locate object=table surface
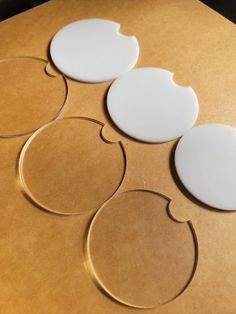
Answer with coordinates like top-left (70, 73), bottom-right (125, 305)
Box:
top-left (0, 0), bottom-right (236, 313)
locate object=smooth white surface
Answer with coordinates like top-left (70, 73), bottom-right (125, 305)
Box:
top-left (50, 19), bottom-right (139, 82)
top-left (175, 124), bottom-right (236, 211)
top-left (107, 67), bottom-right (199, 143)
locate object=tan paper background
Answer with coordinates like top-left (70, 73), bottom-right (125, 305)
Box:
top-left (0, 0), bottom-right (236, 313)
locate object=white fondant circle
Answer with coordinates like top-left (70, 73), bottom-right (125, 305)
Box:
top-left (107, 67), bottom-right (199, 143)
top-left (50, 19), bottom-right (139, 82)
top-left (175, 124), bottom-right (236, 211)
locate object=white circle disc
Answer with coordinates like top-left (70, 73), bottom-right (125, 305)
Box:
top-left (50, 19), bottom-right (139, 82)
top-left (107, 67), bottom-right (199, 143)
top-left (175, 124), bottom-right (236, 211)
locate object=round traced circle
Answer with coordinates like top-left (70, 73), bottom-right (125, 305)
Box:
top-left (0, 57), bottom-right (67, 137)
top-left (50, 19), bottom-right (139, 82)
top-left (18, 118), bottom-right (126, 215)
top-left (175, 124), bottom-right (236, 211)
top-left (86, 190), bottom-right (197, 308)
top-left (107, 67), bottom-right (199, 143)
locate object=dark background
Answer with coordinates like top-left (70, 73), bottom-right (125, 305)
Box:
top-left (201, 0), bottom-right (236, 23)
top-left (0, 0), bottom-right (235, 23)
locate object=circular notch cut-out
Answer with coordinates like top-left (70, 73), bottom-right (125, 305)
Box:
top-left (86, 190), bottom-right (197, 308)
top-left (175, 124), bottom-right (236, 211)
top-left (0, 57), bottom-right (67, 137)
top-left (50, 19), bottom-right (139, 82)
top-left (18, 118), bottom-right (126, 215)
top-left (107, 67), bottom-right (199, 143)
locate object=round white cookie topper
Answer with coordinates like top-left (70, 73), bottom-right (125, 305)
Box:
top-left (175, 124), bottom-right (236, 211)
top-left (50, 19), bottom-right (139, 82)
top-left (107, 67), bottom-right (199, 143)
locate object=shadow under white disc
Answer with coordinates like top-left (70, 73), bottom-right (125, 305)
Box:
top-left (50, 19), bottom-right (139, 82)
top-left (175, 124), bottom-right (236, 211)
top-left (107, 67), bottom-right (199, 143)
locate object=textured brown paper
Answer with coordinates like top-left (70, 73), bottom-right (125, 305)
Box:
top-left (0, 0), bottom-right (236, 313)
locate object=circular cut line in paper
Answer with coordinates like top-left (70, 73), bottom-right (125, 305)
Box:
top-left (0, 57), bottom-right (67, 137)
top-left (107, 67), bottom-right (199, 143)
top-left (86, 190), bottom-right (197, 308)
top-left (50, 18), bottom-right (139, 82)
top-left (175, 123), bottom-right (236, 211)
top-left (18, 117), bottom-right (126, 215)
